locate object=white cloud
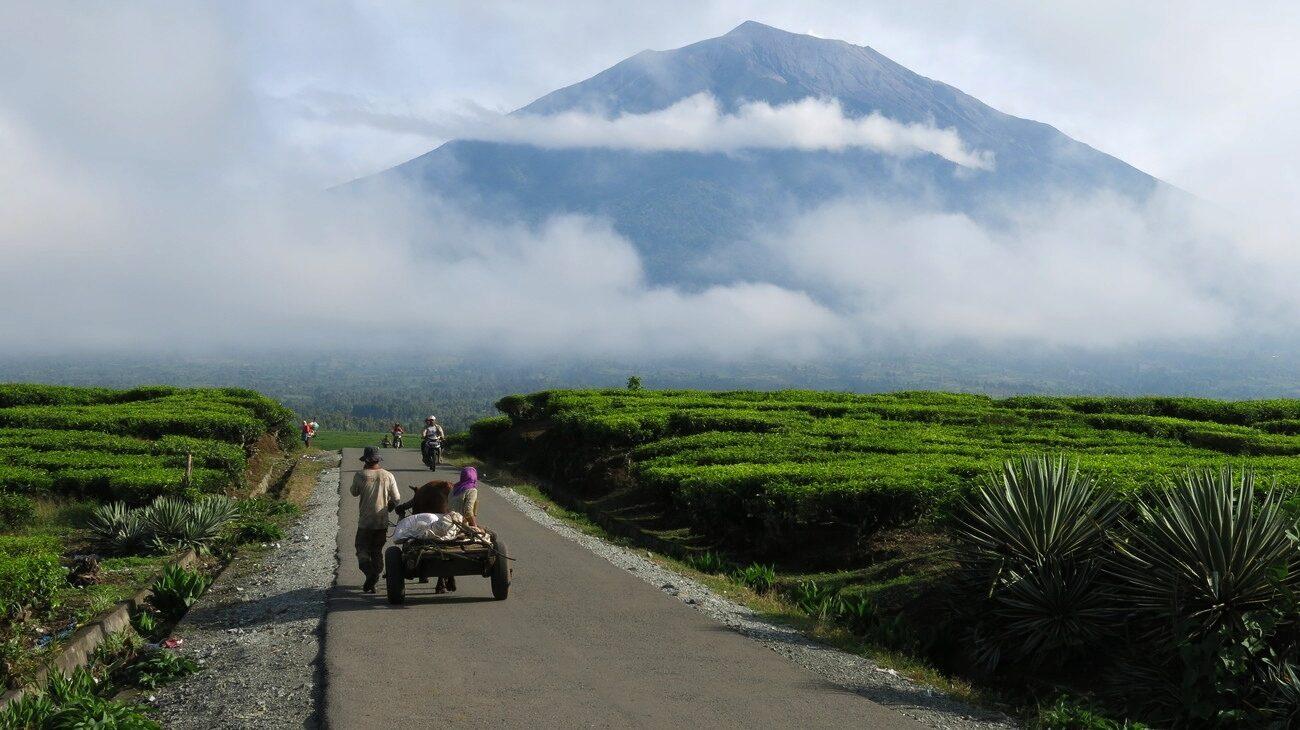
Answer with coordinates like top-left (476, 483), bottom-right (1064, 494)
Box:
top-left (3, 2), bottom-right (1298, 366)
top-left (456, 93), bottom-right (994, 169)
top-left (759, 193), bottom-right (1250, 349)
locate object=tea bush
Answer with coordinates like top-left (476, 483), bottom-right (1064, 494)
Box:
top-left (0, 492), bottom-right (35, 529)
top-left (475, 389), bottom-right (1300, 553)
top-left (0, 384), bottom-right (293, 503)
top-left (0, 549), bottom-right (66, 619)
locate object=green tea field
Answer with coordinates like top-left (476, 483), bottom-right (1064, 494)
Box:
top-left (0, 384), bottom-right (295, 503)
top-left (473, 389), bottom-right (1300, 553)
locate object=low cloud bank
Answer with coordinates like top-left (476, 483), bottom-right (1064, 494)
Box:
top-left (460, 94), bottom-right (995, 169)
top-left (0, 3), bottom-right (1290, 363)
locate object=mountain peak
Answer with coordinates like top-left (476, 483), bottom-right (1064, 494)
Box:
top-left (724, 20), bottom-right (787, 37)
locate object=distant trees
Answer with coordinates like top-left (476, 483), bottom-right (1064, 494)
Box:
top-left (626, 376), bottom-right (643, 391)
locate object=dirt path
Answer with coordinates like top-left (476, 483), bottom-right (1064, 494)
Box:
top-left (323, 448), bottom-right (925, 729)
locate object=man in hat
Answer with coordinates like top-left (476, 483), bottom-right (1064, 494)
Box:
top-left (349, 446), bottom-right (400, 592)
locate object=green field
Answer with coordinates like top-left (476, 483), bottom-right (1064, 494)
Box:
top-left (0, 384), bottom-right (295, 503)
top-left (474, 389), bottom-right (1300, 554)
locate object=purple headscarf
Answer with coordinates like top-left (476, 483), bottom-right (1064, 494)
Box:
top-left (452, 466), bottom-right (478, 496)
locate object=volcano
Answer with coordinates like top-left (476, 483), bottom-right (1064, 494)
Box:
top-left (362, 21), bottom-right (1161, 284)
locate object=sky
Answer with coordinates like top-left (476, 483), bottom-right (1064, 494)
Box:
top-left (1, 1), bottom-right (1297, 360)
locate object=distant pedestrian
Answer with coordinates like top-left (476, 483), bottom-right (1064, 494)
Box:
top-left (301, 420), bottom-right (313, 447)
top-left (350, 446), bottom-right (399, 593)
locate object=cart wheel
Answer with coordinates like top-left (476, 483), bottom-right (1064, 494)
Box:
top-left (491, 538), bottom-right (510, 600)
top-left (385, 546), bottom-right (405, 604)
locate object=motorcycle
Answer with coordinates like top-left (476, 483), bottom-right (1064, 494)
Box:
top-left (392, 432), bottom-right (404, 449)
top-left (421, 435), bottom-right (442, 470)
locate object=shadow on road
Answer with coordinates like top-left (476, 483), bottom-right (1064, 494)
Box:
top-left (327, 585), bottom-right (500, 611)
top-left (696, 622), bottom-right (1007, 724)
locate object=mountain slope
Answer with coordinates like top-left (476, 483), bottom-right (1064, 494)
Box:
top-left (368, 21), bottom-right (1160, 284)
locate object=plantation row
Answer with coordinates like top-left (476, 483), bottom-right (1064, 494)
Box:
top-left (0, 385), bottom-right (295, 503)
top-left (474, 389), bottom-right (1300, 553)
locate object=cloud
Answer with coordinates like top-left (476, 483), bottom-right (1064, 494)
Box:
top-left (2, 2), bottom-right (1296, 368)
top-left (458, 94), bottom-right (994, 169)
top-left (757, 192), bottom-right (1248, 349)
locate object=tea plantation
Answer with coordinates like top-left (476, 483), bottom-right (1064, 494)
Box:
top-left (474, 389), bottom-right (1300, 553)
top-left (0, 384), bottom-right (295, 503)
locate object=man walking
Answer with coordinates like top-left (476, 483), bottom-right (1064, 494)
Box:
top-left (350, 446), bottom-right (399, 593)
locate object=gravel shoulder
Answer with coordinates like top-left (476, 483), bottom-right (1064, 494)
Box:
top-left (491, 485), bottom-right (1018, 730)
top-left (149, 456), bottom-right (341, 729)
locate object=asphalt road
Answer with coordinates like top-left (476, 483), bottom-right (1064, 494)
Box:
top-left (323, 447), bottom-right (922, 728)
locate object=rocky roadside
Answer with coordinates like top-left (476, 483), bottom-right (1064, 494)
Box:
top-left (491, 485), bottom-right (1018, 730)
top-left (148, 455), bottom-right (340, 729)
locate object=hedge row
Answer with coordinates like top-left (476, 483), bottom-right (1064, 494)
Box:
top-left (478, 389), bottom-right (1300, 555)
top-left (0, 385), bottom-right (294, 503)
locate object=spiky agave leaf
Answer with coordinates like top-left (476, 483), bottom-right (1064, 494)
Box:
top-left (142, 496), bottom-right (190, 545)
top-left (1111, 468), bottom-right (1300, 639)
top-left (177, 495), bottom-right (238, 550)
top-left (954, 455), bottom-right (1122, 668)
top-left (107, 511), bottom-right (151, 554)
top-left (957, 455), bottom-right (1122, 572)
top-left (85, 502), bottom-right (131, 544)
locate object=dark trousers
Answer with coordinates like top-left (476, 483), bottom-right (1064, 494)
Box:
top-left (354, 527), bottom-right (388, 583)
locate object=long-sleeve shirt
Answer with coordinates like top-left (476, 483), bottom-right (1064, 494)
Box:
top-left (350, 468), bottom-right (400, 530)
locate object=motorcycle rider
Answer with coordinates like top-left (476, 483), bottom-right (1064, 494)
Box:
top-left (421, 416), bottom-right (445, 467)
top-left (391, 422), bottom-right (405, 448)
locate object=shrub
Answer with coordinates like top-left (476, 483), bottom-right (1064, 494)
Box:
top-left (1113, 468), bottom-right (1299, 635)
top-left (0, 550), bottom-right (66, 618)
top-left (0, 465), bottom-right (53, 494)
top-left (467, 416), bottom-right (512, 452)
top-left (1110, 468), bottom-right (1300, 725)
top-left (0, 666), bottom-right (161, 729)
top-left (682, 550), bottom-right (730, 575)
top-left (233, 516), bottom-right (283, 543)
top-left (148, 565), bottom-right (210, 620)
top-left (88, 496), bottom-right (239, 555)
top-left (954, 456), bottom-right (1121, 670)
top-left (0, 491), bottom-right (35, 529)
top-left (732, 563), bottom-right (776, 594)
top-left (123, 648), bottom-right (199, 689)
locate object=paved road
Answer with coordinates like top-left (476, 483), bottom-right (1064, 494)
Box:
top-left (324, 448), bottom-right (921, 728)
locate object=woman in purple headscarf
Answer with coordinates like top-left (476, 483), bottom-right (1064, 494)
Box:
top-left (450, 466), bottom-right (479, 528)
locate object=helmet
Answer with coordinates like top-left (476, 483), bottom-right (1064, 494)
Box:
top-left (426, 415), bottom-right (436, 423)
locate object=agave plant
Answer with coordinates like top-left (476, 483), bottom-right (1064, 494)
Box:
top-left (1111, 468), bottom-right (1300, 638)
top-left (87, 501), bottom-right (151, 554)
top-left (85, 501), bottom-right (131, 542)
top-left (88, 495), bottom-right (239, 554)
top-left (954, 455), bottom-right (1122, 668)
top-left (179, 495), bottom-right (238, 550)
top-left (142, 497), bottom-right (191, 544)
